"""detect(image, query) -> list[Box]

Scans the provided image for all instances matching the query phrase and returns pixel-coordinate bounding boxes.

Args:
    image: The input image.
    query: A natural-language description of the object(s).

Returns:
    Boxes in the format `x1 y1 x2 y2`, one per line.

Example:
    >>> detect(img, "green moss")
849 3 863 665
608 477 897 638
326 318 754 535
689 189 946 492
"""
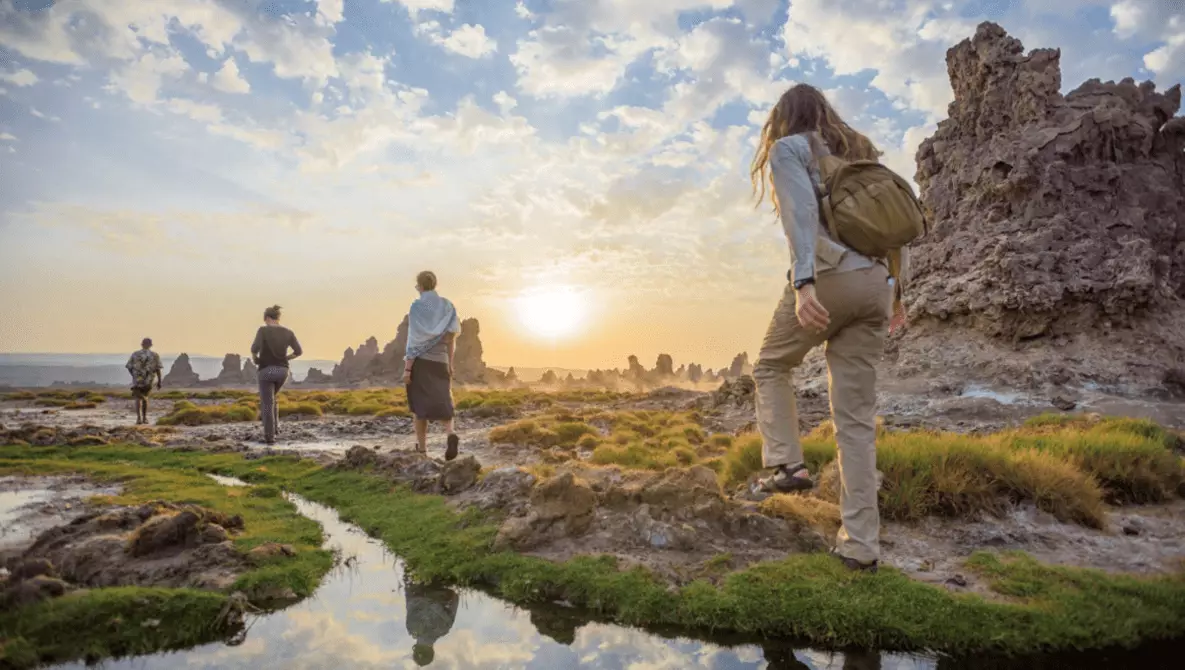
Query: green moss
156 400 258 426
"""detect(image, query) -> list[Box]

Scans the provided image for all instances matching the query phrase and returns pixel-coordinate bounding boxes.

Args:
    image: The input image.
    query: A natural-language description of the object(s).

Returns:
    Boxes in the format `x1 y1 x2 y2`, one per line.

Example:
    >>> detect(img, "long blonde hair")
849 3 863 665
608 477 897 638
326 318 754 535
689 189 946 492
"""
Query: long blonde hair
750 83 882 216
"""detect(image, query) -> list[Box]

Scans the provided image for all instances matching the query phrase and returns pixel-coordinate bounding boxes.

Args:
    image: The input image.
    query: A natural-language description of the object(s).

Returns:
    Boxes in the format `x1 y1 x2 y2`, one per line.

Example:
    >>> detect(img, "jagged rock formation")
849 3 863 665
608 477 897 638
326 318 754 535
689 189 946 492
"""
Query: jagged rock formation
654 354 675 378
332 337 380 384
903 22 1185 392
540 370 558 385
304 368 332 384
728 353 750 379
326 317 490 385
453 318 487 383
687 364 704 384
216 354 244 384
242 359 258 384
162 354 200 387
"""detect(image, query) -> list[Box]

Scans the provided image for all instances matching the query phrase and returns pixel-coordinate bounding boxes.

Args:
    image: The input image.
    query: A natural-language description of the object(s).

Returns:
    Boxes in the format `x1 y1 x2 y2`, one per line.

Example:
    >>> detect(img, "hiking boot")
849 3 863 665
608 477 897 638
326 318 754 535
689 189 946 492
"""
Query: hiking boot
756 463 813 494
445 434 459 461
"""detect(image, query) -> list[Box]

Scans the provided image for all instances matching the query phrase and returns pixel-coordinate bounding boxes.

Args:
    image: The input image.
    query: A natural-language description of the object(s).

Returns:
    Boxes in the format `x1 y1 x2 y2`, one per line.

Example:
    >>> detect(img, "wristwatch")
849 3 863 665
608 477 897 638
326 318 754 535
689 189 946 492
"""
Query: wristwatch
793 276 816 290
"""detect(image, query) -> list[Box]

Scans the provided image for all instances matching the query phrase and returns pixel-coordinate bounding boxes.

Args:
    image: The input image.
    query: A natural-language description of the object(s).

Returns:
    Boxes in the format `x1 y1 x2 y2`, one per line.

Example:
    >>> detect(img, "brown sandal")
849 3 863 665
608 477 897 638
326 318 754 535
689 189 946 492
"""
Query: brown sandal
755 463 814 494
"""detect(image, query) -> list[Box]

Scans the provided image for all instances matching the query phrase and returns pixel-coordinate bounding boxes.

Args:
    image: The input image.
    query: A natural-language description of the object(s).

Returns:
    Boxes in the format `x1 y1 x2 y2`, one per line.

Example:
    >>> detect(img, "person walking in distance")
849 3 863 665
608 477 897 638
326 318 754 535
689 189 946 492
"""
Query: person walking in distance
749 83 921 573
403 271 462 460
251 305 302 445
125 338 163 424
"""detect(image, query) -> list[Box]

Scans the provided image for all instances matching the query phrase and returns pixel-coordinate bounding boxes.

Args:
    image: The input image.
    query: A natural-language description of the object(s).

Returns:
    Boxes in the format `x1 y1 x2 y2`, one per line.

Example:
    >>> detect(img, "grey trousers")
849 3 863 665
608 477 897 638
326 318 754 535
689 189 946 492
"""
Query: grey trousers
258 366 289 442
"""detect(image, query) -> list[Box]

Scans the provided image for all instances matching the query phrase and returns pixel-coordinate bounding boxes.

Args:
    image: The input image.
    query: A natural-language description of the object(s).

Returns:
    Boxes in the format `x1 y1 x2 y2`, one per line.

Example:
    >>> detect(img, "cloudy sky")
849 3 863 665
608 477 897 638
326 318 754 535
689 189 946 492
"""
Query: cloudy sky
0 0 1181 369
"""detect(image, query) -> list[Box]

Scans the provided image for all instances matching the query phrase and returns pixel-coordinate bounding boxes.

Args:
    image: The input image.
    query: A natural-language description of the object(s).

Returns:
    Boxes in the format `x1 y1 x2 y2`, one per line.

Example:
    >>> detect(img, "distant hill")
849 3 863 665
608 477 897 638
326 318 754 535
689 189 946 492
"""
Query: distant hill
0 353 336 387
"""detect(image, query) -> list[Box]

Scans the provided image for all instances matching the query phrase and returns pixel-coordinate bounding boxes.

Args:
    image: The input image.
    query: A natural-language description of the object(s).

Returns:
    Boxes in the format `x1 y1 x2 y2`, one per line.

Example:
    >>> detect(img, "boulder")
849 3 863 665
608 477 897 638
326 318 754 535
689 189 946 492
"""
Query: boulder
494 472 596 550
437 455 481 494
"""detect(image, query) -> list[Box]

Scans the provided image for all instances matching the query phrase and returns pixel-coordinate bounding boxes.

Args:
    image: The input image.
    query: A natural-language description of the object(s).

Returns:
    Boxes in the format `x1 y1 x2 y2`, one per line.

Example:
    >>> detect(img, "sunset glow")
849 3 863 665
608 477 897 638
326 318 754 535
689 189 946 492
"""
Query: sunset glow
512 286 589 341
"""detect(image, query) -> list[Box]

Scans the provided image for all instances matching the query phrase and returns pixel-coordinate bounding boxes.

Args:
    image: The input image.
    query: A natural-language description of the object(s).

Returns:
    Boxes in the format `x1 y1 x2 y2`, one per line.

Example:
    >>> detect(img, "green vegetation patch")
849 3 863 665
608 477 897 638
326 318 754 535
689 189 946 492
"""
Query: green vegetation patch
292 466 1185 654
156 399 258 426
0 445 332 668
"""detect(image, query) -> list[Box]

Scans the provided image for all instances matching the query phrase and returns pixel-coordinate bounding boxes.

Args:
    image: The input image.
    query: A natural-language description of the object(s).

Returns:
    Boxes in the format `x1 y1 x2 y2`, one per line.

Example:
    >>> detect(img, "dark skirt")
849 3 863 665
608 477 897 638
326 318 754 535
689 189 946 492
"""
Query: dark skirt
407 358 454 421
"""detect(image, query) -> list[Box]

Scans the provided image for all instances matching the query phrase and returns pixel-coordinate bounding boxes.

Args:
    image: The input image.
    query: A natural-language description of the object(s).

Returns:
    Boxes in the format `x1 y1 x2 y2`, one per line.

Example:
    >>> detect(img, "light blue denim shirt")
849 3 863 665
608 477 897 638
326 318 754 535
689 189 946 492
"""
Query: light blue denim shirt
770 133 880 285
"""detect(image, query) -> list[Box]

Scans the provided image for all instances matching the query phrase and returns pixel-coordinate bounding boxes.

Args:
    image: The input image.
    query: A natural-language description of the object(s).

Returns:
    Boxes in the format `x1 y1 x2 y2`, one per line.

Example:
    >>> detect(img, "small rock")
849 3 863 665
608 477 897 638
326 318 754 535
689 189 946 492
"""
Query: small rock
200 524 229 544
946 574 968 588
141 619 161 629
8 558 56 582
128 510 201 557
1051 395 1077 411
247 543 296 561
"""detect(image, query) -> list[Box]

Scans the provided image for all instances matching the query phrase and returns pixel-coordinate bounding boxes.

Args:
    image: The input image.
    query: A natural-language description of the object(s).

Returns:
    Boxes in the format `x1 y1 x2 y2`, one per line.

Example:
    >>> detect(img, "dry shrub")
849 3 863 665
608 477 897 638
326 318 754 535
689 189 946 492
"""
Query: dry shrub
759 494 841 539
995 449 1106 529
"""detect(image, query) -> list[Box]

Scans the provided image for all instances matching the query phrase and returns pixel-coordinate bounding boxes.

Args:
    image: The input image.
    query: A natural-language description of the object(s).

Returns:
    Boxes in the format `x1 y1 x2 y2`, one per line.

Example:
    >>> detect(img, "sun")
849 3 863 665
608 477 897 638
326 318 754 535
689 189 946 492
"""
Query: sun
513 286 589 340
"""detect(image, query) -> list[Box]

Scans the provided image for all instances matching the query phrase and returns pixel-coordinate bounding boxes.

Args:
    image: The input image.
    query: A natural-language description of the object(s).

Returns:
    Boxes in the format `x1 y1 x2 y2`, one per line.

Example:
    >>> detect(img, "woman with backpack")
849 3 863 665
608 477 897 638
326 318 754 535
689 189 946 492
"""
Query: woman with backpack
749 84 922 573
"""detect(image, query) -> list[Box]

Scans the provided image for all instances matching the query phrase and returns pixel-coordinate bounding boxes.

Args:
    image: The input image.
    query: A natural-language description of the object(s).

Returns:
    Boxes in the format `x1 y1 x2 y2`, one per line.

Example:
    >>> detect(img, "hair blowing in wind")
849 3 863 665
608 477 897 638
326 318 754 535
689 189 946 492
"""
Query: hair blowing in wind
750 83 883 217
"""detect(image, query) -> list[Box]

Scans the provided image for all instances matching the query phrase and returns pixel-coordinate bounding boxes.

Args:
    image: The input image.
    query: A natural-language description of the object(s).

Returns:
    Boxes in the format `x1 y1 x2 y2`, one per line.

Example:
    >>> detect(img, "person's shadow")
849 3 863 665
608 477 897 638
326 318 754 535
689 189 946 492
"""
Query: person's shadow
403 573 460 667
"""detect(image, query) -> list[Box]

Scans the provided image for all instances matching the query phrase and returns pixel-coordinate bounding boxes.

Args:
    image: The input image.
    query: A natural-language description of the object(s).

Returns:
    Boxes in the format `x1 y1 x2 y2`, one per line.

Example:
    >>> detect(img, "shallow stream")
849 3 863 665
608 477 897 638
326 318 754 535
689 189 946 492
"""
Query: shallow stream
2 477 1173 669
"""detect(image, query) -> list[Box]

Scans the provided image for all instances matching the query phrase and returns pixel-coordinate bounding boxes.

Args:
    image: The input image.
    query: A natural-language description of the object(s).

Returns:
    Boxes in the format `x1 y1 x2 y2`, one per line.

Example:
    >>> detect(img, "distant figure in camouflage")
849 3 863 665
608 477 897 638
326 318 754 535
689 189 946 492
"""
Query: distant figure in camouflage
125 338 163 425
403 573 459 667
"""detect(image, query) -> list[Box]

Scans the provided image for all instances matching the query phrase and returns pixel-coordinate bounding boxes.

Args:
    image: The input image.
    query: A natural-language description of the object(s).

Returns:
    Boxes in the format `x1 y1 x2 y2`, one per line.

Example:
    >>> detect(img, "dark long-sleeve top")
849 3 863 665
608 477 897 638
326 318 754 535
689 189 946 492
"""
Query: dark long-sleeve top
251 325 301 369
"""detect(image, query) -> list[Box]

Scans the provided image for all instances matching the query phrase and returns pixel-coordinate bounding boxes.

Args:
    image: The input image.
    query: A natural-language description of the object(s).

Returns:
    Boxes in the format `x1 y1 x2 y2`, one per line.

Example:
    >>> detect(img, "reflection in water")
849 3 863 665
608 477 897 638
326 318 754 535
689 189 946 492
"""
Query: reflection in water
404 574 460 666
47 490 1179 670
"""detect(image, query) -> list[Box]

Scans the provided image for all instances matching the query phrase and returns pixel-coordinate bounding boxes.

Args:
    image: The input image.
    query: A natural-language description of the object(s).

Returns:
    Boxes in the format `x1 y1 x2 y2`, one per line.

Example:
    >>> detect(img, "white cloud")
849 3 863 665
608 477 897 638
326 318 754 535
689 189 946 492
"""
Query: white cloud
0 1 336 84
106 48 190 105
318 0 346 25
389 0 455 16
511 28 652 98
493 91 518 114
515 2 533 19
0 68 39 87
0 132 17 142
781 0 972 119
510 0 735 99
419 22 498 59
209 58 251 94
29 107 61 122
1108 0 1185 81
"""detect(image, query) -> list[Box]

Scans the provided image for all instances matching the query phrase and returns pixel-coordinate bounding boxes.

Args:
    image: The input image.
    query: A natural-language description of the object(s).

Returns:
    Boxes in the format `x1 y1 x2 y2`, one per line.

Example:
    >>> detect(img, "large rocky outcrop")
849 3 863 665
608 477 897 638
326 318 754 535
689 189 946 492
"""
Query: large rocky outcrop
453 318 487 383
902 22 1185 392
215 354 244 384
162 354 200 388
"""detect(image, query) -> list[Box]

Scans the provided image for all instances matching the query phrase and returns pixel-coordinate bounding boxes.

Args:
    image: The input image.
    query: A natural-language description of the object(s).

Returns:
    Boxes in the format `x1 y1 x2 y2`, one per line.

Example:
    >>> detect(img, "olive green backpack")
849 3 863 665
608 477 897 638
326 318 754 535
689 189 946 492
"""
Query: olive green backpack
808 135 928 304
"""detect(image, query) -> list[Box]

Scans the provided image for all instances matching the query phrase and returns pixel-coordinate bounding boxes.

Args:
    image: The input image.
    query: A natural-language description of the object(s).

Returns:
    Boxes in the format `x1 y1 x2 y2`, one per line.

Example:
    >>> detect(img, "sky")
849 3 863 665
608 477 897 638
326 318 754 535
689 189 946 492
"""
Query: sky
0 0 1182 370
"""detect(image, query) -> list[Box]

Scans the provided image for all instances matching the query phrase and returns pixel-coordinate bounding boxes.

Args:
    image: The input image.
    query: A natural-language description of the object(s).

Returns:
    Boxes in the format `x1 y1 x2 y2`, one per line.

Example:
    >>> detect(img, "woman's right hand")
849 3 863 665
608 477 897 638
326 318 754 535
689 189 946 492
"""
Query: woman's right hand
402 369 412 385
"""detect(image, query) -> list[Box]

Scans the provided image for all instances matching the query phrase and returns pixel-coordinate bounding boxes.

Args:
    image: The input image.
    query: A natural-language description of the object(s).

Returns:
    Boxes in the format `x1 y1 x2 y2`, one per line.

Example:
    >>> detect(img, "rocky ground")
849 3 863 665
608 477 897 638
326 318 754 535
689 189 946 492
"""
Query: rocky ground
0 475 275 610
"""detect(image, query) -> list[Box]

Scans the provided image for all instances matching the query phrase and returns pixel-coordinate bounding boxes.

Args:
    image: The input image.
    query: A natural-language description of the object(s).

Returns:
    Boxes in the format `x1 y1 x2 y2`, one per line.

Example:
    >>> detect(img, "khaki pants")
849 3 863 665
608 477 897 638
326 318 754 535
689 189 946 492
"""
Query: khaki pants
754 265 890 563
